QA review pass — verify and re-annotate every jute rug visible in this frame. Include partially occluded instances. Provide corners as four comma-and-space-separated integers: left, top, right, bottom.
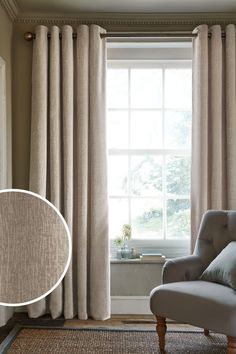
1, 327, 227, 354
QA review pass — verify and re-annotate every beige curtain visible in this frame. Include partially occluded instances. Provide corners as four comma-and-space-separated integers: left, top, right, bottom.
28, 24, 110, 320
0, 306, 13, 327
191, 24, 236, 250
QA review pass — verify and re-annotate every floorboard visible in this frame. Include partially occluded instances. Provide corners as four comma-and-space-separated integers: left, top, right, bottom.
0, 313, 201, 345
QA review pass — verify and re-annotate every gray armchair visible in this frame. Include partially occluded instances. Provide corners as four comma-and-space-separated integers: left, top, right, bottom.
150, 210, 236, 353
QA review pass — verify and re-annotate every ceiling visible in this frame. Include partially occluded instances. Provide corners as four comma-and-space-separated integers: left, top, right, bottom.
16, 0, 236, 14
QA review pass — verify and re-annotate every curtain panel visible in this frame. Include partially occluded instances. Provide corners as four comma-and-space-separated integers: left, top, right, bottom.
28, 24, 110, 320
191, 24, 236, 250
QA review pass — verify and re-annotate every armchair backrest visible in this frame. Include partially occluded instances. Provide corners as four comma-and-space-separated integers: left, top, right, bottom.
193, 210, 236, 267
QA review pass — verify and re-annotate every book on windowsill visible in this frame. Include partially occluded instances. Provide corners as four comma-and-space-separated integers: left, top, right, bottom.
140, 253, 166, 261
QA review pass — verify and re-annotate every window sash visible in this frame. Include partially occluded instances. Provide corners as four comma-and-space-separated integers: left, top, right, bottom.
107, 59, 191, 248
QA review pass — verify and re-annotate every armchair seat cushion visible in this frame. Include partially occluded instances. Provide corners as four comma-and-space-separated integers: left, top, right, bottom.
150, 280, 236, 337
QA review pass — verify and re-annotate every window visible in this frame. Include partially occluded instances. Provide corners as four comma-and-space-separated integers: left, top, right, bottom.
107, 44, 192, 257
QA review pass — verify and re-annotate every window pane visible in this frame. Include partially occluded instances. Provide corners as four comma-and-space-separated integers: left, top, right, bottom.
107, 69, 128, 108
108, 156, 128, 196
165, 69, 192, 110
107, 64, 192, 242
167, 199, 190, 238
131, 69, 162, 108
131, 198, 163, 238
131, 156, 163, 197
165, 111, 191, 149
107, 111, 129, 149
109, 198, 129, 238
166, 156, 191, 197
131, 111, 162, 148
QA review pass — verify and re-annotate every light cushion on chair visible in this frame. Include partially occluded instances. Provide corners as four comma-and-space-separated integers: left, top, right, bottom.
200, 241, 236, 290
150, 280, 236, 337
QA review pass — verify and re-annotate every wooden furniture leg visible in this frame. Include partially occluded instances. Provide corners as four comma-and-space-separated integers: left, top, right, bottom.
227, 337, 236, 353
156, 316, 167, 353
204, 329, 209, 336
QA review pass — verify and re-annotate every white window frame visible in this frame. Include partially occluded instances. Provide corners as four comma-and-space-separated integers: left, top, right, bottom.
107, 47, 192, 258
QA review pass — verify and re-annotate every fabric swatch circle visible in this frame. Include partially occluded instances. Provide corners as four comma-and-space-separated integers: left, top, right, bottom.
0, 189, 71, 306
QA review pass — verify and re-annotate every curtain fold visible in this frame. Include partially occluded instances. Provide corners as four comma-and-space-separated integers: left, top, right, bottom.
191, 24, 236, 250
28, 24, 110, 320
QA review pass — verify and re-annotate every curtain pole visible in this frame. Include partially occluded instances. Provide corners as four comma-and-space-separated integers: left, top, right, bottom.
24, 31, 198, 41
101, 32, 197, 38
24, 30, 227, 41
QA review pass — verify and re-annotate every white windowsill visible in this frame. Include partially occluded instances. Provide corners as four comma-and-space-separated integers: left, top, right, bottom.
110, 238, 191, 259
110, 258, 166, 264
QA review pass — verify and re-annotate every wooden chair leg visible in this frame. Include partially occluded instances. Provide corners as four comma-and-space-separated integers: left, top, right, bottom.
204, 329, 209, 336
227, 337, 236, 353
156, 316, 167, 352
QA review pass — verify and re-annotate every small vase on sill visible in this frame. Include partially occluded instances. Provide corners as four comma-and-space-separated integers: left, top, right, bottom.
117, 243, 130, 259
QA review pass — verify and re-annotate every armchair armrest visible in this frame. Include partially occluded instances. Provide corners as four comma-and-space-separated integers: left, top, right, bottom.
162, 255, 204, 284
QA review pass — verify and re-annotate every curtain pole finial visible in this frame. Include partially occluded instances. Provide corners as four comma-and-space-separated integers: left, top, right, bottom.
24, 32, 34, 41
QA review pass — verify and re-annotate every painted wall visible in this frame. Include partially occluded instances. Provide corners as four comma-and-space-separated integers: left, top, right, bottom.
111, 261, 163, 296
0, 5, 12, 187
12, 23, 34, 189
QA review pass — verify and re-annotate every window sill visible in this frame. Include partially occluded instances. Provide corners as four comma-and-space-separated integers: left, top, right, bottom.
110, 258, 166, 264
110, 238, 191, 259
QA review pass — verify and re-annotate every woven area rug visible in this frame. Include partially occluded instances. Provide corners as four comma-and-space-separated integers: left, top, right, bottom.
1, 327, 227, 354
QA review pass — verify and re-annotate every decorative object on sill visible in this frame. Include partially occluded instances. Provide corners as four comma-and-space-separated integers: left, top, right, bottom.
140, 253, 166, 261
116, 244, 130, 260
115, 247, 141, 260
114, 224, 133, 259
130, 247, 141, 259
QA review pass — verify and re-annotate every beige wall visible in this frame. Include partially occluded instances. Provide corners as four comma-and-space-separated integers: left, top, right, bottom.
0, 5, 12, 187
12, 23, 34, 189
111, 262, 163, 296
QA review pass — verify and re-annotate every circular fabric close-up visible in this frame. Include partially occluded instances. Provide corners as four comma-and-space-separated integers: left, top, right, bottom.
0, 189, 71, 306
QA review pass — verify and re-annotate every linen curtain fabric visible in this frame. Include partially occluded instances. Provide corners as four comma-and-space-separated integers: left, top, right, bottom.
28, 24, 110, 320
191, 24, 236, 250
0, 307, 13, 326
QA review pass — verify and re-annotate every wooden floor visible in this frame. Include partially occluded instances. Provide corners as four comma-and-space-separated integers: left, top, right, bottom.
65, 314, 157, 329
0, 313, 198, 345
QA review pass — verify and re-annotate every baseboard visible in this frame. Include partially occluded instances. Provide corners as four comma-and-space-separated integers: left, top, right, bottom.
111, 296, 151, 315
15, 297, 151, 315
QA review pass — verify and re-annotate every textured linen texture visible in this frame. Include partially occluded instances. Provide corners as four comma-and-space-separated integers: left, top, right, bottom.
28, 25, 110, 320
191, 24, 236, 251
0, 191, 69, 304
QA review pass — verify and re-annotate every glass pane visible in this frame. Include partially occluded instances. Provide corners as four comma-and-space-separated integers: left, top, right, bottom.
131, 69, 162, 108
107, 69, 128, 108
108, 156, 128, 196
167, 199, 190, 238
166, 156, 191, 197
131, 111, 162, 148
131, 198, 163, 238
131, 156, 163, 197
165, 111, 191, 149
107, 111, 129, 149
165, 69, 192, 110
109, 198, 129, 238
